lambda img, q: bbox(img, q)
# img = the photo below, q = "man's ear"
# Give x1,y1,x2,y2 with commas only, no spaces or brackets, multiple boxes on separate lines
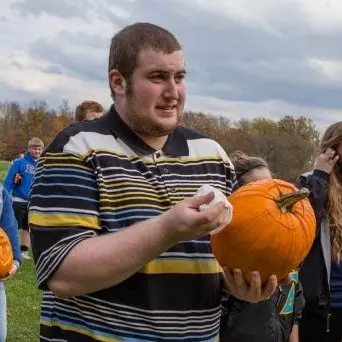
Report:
109,69,127,96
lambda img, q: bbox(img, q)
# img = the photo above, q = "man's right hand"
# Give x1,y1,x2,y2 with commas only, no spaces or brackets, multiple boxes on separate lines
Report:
160,192,229,242
314,147,339,174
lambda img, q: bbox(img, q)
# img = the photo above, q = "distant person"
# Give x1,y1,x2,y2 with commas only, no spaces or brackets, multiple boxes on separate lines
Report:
221,151,304,342
4,137,44,259
0,184,21,342
75,100,104,122
299,122,342,342
10,150,25,164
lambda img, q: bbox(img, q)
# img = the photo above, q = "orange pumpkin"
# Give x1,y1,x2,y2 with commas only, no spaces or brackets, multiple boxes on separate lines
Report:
0,227,13,278
211,179,316,284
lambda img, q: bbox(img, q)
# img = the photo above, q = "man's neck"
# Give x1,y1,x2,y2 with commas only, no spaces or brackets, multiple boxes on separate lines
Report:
135,133,168,151
114,103,169,151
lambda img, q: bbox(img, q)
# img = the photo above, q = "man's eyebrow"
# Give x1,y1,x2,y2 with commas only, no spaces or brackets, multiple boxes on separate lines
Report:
145,68,187,74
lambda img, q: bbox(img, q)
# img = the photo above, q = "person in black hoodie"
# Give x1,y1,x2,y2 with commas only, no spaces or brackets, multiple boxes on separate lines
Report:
299,122,342,342
220,151,304,342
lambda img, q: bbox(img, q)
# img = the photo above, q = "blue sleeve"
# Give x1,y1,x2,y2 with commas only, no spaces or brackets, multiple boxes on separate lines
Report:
1,187,21,263
3,161,19,194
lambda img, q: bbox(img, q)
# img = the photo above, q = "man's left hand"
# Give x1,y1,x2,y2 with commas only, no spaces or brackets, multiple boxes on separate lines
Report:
223,268,278,303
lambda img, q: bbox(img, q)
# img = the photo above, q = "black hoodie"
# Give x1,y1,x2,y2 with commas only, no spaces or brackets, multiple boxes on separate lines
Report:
220,271,304,342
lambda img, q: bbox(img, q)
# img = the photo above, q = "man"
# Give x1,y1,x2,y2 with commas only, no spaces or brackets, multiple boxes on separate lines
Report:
75,100,104,122
28,23,278,341
4,137,44,260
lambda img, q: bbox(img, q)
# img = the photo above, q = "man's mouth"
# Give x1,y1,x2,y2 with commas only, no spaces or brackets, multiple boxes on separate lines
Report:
156,105,177,111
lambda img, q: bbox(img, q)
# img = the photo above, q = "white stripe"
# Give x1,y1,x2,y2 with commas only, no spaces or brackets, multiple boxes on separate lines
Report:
50,301,220,333
36,232,96,284
29,206,99,216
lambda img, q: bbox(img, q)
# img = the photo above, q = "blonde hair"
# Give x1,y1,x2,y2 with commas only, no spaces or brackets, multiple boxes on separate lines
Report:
28,137,44,148
319,122,342,263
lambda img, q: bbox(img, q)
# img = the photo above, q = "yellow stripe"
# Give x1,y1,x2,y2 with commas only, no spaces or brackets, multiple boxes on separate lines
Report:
29,212,101,230
101,203,172,211
99,182,158,190
100,194,170,201
43,155,83,161
41,320,122,342
140,259,222,274
37,163,93,171
154,156,224,163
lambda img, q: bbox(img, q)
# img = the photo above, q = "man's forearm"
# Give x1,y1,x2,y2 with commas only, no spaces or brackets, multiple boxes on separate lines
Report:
48,215,176,298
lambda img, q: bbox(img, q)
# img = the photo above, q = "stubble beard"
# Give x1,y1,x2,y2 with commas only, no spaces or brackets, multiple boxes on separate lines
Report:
125,94,182,138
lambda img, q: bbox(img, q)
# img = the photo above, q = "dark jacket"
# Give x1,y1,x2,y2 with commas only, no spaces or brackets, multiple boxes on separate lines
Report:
220,271,304,342
298,169,331,309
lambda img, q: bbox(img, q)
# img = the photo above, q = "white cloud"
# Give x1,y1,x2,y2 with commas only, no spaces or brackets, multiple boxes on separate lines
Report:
1,0,342,129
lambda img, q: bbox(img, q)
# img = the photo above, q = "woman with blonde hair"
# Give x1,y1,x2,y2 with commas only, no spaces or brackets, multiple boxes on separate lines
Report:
299,121,342,341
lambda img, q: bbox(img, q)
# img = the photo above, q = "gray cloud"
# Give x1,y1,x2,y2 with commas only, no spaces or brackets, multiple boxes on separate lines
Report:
4,0,342,125
102,0,342,110
29,30,108,81
11,0,94,20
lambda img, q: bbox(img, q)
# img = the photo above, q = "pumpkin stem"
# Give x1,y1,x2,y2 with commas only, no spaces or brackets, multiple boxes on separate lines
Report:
276,187,310,213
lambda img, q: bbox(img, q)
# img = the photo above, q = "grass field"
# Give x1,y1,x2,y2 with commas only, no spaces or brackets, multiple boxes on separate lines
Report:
0,161,41,341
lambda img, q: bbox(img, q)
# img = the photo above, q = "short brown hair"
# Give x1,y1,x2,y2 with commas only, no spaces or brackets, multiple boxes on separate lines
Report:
75,101,104,122
108,22,182,98
230,151,269,185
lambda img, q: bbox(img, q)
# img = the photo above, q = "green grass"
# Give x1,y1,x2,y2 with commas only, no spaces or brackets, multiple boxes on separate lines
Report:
0,161,41,341
6,258,41,341
0,160,10,182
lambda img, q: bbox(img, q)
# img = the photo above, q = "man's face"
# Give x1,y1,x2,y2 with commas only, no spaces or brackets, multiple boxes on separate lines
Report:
29,145,43,159
122,48,186,138
85,111,103,121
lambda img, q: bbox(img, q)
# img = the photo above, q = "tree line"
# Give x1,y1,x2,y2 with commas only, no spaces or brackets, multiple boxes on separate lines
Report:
0,100,320,183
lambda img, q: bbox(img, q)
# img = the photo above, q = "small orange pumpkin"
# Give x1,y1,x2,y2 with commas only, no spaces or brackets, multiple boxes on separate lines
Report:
0,227,13,278
211,179,316,284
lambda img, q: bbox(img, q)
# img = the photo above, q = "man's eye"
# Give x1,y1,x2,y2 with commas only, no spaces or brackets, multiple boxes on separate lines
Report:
175,74,185,83
150,75,164,82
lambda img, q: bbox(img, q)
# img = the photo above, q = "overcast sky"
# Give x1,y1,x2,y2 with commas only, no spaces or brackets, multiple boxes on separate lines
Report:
1,0,342,129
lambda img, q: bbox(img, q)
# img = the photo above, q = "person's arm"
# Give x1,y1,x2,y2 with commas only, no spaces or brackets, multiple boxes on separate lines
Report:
1,187,20,262
289,278,304,342
3,161,19,195
29,144,230,298
300,149,339,221
0,186,21,280
30,139,277,301
289,324,299,342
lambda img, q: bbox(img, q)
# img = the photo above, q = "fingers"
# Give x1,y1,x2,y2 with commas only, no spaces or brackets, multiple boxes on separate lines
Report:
223,268,247,299
249,271,262,301
8,264,18,276
223,268,278,303
188,192,215,209
262,274,278,298
198,202,228,233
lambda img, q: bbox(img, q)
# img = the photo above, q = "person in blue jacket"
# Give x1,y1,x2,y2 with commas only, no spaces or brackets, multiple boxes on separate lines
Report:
0,184,21,342
4,137,44,259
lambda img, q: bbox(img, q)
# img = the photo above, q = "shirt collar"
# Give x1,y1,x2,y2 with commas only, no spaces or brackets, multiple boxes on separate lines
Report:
107,104,189,157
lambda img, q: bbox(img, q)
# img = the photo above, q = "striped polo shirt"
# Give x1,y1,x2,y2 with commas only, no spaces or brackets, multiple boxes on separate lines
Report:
28,105,238,342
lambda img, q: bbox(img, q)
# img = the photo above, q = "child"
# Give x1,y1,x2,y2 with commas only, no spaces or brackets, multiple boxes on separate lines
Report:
220,151,304,342
0,183,21,342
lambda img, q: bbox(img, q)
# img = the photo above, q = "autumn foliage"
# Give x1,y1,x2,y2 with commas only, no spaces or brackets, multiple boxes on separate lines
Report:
0,101,320,183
